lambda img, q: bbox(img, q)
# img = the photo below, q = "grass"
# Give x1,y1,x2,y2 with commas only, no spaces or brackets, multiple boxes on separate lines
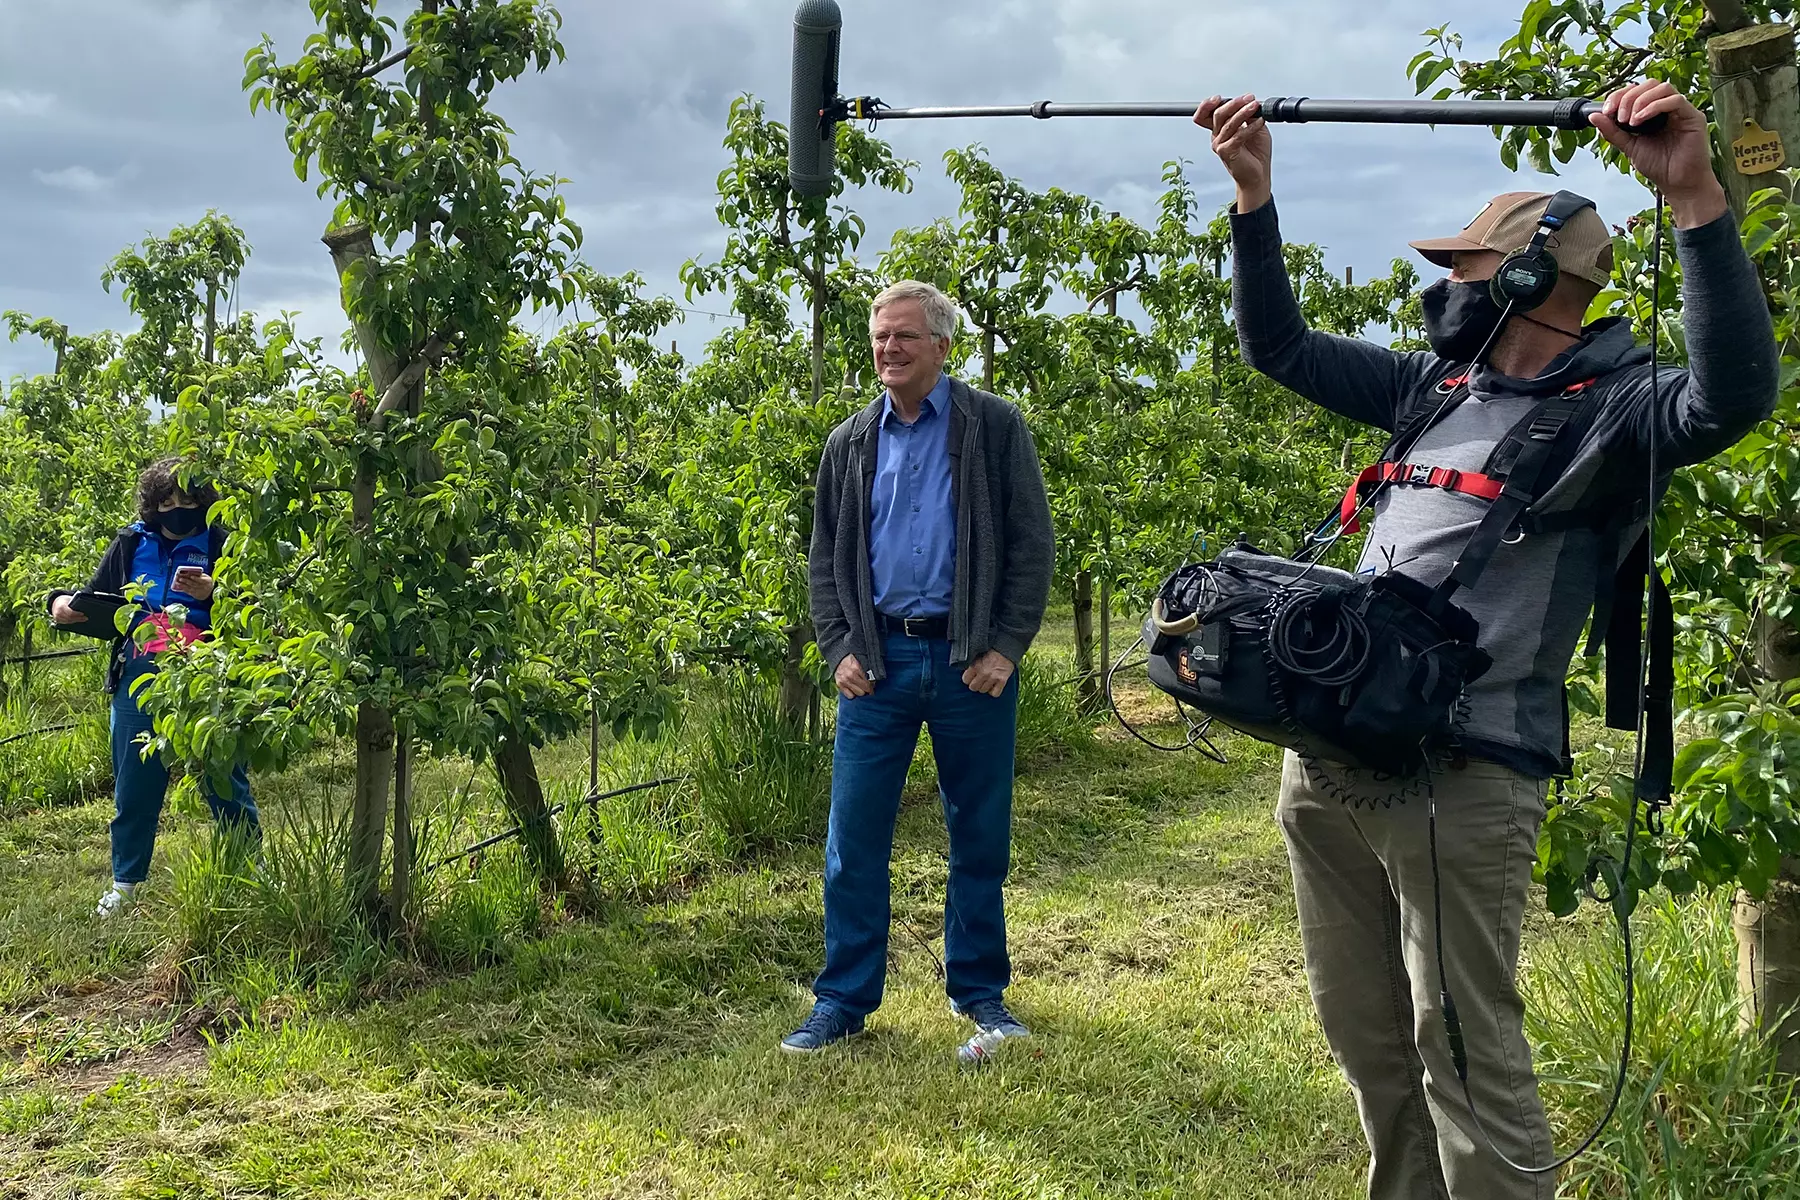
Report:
0,614,1793,1197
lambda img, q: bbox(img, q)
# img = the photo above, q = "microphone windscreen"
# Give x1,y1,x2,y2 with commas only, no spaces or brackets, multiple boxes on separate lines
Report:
789,0,842,198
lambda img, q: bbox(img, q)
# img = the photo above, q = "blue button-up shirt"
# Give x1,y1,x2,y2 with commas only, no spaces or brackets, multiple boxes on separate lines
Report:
869,374,956,618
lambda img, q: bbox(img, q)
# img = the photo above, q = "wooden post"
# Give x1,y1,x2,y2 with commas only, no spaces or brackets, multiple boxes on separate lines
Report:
390,726,412,923
204,277,218,366
983,226,999,393
1708,24,1800,220
1709,18,1800,1074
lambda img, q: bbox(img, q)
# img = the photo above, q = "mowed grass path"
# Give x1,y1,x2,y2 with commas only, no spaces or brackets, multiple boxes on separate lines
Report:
1,652,1367,1197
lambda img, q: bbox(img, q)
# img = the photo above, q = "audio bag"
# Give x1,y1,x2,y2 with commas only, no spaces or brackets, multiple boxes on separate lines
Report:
1144,544,1489,775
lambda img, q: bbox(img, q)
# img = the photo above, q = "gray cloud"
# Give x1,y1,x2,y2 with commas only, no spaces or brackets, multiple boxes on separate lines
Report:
0,0,1669,380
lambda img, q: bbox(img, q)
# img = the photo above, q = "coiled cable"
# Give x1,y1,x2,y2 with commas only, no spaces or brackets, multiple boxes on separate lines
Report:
1266,587,1370,686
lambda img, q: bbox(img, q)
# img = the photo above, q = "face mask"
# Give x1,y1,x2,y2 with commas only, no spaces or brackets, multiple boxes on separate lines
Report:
155,507,205,539
1419,278,1511,363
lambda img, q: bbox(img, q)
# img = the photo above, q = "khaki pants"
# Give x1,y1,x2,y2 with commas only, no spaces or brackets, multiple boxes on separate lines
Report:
1276,751,1555,1200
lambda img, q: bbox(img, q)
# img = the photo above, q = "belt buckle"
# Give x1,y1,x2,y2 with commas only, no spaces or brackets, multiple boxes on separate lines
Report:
903,616,927,637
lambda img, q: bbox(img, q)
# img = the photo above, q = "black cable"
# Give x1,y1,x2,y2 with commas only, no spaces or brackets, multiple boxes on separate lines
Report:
1105,634,1222,755
1427,759,1639,1175
1434,190,1665,1176
424,775,685,873
1266,589,1370,686
1,646,102,667
0,722,79,749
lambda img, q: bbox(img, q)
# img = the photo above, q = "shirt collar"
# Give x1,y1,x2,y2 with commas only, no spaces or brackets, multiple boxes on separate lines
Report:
882,373,952,427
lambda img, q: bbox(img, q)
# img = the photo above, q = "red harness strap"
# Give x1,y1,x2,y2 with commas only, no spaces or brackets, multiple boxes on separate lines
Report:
1335,374,1599,536
1337,462,1505,534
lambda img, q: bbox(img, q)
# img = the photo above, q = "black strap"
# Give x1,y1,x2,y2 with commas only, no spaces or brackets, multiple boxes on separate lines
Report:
1599,530,1674,800
1381,371,1472,464
1431,390,1588,610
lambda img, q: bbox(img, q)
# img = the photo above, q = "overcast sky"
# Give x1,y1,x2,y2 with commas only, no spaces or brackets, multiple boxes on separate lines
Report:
0,0,1664,381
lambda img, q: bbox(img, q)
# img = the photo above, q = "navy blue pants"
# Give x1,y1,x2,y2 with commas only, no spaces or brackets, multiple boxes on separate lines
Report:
813,633,1019,1019
109,659,259,885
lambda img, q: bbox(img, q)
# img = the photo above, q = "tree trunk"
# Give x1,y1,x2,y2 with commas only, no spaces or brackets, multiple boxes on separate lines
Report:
325,223,404,917
778,619,816,731
1735,865,1800,1074
1073,570,1098,711
1738,609,1800,1071
348,702,395,917
1709,21,1800,1075
493,736,570,890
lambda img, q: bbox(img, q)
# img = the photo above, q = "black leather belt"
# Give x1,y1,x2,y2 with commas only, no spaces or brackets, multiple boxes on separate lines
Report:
877,612,949,639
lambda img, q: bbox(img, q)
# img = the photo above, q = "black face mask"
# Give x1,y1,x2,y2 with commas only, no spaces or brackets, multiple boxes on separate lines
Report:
155,507,205,539
1419,278,1511,363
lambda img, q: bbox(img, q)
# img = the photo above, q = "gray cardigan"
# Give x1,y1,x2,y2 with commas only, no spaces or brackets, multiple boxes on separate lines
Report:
809,377,1055,681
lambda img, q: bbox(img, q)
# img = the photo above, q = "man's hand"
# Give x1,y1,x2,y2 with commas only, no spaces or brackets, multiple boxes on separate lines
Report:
50,595,86,625
961,651,1015,698
1194,93,1272,213
835,653,874,700
1590,81,1729,229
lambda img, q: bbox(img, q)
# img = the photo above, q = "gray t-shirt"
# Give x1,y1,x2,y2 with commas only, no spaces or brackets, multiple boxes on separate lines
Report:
1230,201,1777,777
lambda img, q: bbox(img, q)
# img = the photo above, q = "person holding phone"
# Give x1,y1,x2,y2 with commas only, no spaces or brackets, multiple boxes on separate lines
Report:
47,457,259,918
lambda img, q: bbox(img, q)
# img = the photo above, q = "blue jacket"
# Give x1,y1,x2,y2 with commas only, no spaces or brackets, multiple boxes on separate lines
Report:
46,522,227,691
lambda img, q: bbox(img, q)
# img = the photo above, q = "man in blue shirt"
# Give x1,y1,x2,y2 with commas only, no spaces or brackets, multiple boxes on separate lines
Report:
786,280,1056,1060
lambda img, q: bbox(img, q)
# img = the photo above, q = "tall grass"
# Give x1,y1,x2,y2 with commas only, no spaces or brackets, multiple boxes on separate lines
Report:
1014,648,1097,764
1527,893,1800,1198
160,797,383,1014
0,651,112,810
691,674,830,859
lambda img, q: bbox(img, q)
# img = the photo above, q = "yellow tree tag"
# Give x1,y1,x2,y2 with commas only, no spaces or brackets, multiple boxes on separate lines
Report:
1732,118,1787,176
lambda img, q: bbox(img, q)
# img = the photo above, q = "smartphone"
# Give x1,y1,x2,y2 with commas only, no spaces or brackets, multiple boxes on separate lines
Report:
172,565,204,594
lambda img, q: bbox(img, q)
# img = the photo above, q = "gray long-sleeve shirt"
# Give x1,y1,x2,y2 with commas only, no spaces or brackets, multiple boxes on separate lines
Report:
1231,200,1777,777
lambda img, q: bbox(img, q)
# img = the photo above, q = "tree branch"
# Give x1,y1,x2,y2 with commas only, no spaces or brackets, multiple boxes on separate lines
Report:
1712,504,1800,542
361,45,415,80
372,334,448,424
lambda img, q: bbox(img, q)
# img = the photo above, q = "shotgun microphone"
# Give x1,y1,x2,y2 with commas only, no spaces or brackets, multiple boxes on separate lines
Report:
789,0,842,198
787,1,1668,195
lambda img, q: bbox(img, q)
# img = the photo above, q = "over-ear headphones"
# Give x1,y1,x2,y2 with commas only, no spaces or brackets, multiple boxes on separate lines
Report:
1489,190,1596,312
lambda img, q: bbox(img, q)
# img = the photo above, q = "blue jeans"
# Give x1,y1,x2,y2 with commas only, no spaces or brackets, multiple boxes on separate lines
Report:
110,660,259,885
814,633,1019,1019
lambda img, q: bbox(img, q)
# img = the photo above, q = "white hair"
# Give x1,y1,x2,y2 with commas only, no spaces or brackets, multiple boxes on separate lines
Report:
870,280,959,343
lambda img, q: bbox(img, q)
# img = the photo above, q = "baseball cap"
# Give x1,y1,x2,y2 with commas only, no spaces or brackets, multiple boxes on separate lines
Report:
1409,191,1615,287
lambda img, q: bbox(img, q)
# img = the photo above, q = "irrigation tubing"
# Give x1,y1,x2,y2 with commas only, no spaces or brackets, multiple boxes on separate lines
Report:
2,646,101,667
0,722,79,749
424,775,686,874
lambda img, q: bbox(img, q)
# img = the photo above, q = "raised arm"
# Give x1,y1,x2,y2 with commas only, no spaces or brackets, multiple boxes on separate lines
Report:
1591,82,1779,463
1197,94,1434,432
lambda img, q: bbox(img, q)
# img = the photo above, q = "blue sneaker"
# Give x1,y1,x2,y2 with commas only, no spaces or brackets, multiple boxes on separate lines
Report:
951,998,1030,1065
951,997,1030,1038
780,1005,865,1053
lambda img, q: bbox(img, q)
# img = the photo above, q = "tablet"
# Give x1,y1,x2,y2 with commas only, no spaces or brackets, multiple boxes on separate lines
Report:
56,591,133,640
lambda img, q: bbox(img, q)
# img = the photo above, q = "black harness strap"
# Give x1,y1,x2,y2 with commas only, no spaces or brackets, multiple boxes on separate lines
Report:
1598,529,1675,799
1429,386,1591,612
